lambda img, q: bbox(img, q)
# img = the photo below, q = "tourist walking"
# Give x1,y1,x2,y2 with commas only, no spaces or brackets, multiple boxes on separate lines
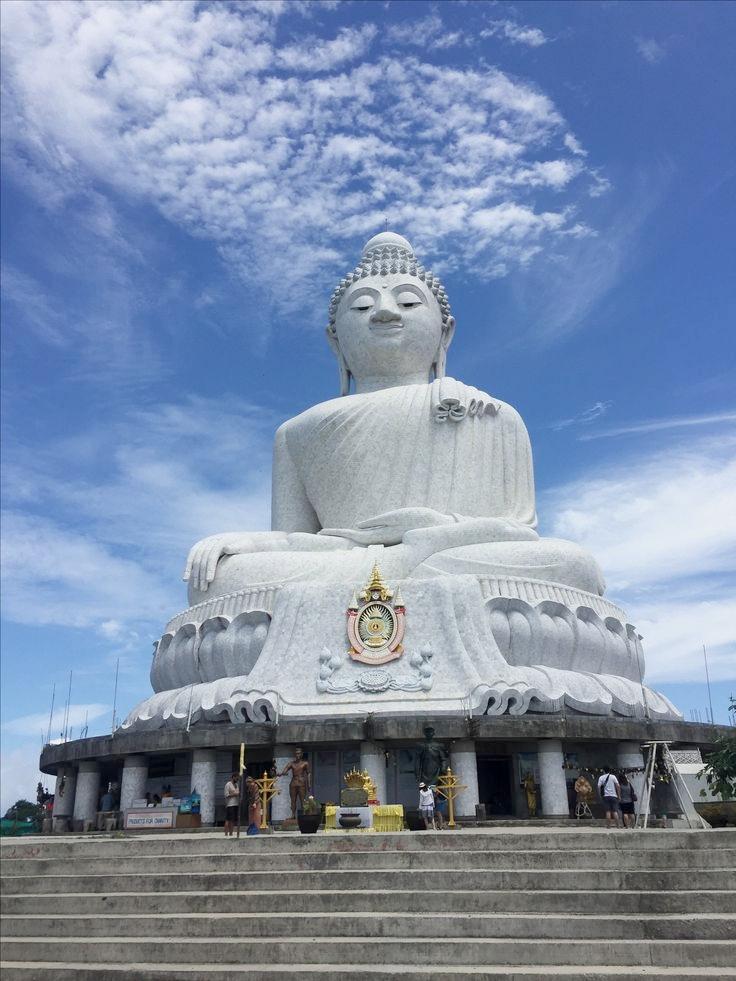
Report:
418,782,436,830
224,773,240,836
618,773,637,828
431,785,447,829
597,769,621,828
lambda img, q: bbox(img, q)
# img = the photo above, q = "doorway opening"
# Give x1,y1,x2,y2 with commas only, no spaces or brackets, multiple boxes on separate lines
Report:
476,755,514,816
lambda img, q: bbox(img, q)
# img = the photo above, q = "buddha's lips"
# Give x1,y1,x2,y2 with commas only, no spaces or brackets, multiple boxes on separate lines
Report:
370,322,403,334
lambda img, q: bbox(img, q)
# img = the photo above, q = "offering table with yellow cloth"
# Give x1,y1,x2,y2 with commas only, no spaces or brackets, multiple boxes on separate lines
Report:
324,804,404,832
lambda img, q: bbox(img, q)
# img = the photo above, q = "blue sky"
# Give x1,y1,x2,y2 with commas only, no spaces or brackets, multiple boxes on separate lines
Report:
1,0,734,811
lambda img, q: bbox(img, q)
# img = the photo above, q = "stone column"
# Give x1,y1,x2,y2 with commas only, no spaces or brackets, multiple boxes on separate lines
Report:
450,740,480,819
360,741,386,804
73,761,101,826
52,766,77,829
119,755,148,812
538,739,569,817
271,744,294,822
191,749,217,825
617,741,646,815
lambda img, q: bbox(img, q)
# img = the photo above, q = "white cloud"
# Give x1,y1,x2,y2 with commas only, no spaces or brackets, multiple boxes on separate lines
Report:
481,19,550,48
541,432,736,685
551,400,613,431
277,24,377,72
636,37,667,64
1,396,274,631
1,1,598,332
563,133,586,157
0,744,44,815
578,411,736,441
544,437,736,591
631,591,736,684
2,703,110,738
386,13,465,51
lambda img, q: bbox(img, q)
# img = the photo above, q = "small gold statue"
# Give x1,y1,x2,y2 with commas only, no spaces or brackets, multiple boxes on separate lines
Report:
522,772,538,817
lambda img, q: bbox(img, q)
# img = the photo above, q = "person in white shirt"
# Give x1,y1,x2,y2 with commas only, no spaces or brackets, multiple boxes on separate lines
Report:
224,773,240,837
597,770,621,829
418,782,436,830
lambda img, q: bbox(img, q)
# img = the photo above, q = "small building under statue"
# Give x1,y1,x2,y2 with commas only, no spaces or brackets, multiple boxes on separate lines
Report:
40,234,726,829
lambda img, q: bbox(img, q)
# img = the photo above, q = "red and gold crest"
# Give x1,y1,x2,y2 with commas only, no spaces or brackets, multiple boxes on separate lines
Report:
346,564,406,666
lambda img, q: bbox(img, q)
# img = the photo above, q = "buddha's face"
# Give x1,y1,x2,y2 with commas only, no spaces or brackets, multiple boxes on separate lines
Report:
334,274,450,384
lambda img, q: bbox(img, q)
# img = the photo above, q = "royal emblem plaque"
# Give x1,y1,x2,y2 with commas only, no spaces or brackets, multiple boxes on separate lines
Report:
346,564,405,665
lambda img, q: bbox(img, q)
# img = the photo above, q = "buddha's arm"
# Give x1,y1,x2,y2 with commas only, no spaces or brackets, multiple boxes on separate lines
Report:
271,424,320,534
184,426,352,592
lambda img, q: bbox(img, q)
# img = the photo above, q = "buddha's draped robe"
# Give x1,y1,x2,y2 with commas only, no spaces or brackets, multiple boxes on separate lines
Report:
284,377,536,531
198,378,603,600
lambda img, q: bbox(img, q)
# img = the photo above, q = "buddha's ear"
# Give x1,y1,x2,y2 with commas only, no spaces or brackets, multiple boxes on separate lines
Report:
325,325,352,396
442,315,456,351
433,316,455,380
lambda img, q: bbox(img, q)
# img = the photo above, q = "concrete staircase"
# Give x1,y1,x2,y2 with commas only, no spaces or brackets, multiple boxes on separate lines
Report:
2,827,735,979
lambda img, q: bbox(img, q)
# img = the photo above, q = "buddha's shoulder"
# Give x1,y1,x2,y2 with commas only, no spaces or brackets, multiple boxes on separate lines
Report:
277,388,407,438
436,377,526,426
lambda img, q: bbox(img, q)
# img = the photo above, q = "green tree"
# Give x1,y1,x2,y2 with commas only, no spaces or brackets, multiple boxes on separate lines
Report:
699,697,736,801
3,799,39,821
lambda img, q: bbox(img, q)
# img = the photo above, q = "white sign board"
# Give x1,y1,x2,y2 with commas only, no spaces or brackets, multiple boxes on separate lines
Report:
124,809,175,830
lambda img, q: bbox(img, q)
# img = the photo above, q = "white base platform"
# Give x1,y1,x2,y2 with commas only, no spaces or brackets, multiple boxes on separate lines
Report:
122,574,680,731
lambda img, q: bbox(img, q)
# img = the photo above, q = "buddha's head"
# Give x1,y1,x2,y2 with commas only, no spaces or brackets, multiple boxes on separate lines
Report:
326,232,455,395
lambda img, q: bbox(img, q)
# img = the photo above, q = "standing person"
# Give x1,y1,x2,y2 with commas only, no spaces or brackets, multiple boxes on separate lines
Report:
418,782,435,830
224,773,240,837
245,775,261,835
597,768,621,829
618,772,637,828
431,785,447,829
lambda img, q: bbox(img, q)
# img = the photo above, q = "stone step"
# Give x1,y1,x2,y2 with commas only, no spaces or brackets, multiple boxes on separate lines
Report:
5,888,734,916
4,867,734,894
5,846,733,875
3,828,733,859
1,937,733,968
1,962,735,981
3,911,734,941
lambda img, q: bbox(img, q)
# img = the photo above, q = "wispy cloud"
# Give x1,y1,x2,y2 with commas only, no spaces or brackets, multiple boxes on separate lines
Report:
2,703,109,738
636,37,667,65
481,19,550,49
578,411,736,441
541,431,736,685
2,1,599,335
1,396,275,631
278,24,377,71
552,400,613,431
386,12,465,50
543,435,736,591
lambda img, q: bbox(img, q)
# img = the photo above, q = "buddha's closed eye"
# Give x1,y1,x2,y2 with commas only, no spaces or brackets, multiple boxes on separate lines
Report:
351,298,374,311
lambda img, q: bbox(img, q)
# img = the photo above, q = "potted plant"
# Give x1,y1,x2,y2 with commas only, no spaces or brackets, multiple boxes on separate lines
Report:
297,796,322,834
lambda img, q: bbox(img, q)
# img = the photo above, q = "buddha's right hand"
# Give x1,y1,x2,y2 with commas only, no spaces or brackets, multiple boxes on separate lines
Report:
184,530,350,591
183,533,267,592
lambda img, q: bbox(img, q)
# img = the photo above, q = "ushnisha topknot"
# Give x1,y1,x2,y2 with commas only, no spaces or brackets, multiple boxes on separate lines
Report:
327,231,453,334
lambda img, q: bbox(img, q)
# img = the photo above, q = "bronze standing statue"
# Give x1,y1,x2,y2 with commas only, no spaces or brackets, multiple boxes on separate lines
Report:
279,747,311,818
415,726,449,786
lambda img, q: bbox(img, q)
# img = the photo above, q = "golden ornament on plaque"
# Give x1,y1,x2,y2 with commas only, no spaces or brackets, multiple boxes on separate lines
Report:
346,564,406,666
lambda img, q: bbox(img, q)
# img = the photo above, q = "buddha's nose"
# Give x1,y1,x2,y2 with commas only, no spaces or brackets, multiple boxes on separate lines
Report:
370,295,402,323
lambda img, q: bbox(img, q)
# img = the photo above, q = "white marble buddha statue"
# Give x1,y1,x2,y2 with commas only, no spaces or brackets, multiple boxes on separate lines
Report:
124,231,679,730
184,232,604,603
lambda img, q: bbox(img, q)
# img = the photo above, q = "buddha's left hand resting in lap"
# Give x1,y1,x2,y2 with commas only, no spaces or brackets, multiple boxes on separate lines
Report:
184,232,604,606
